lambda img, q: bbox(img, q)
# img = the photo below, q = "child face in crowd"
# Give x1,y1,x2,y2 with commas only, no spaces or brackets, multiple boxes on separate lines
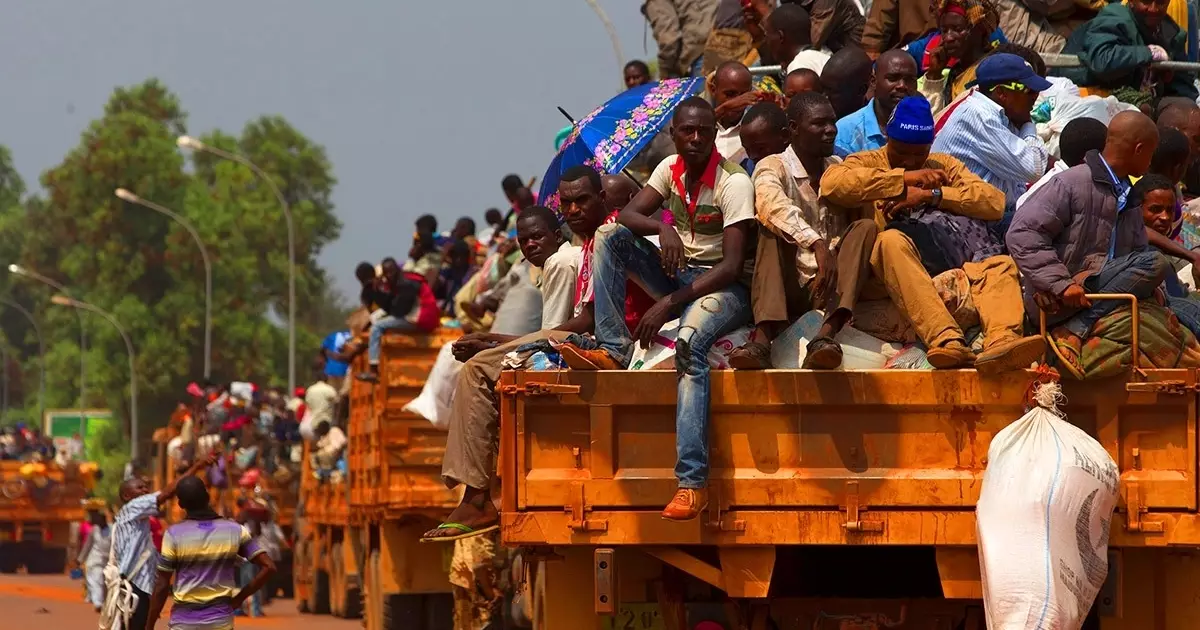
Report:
1142,188,1177,236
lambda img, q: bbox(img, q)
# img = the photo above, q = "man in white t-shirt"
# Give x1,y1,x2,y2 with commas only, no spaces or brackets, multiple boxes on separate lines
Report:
765,4,831,76
302,375,339,434
559,97,755,523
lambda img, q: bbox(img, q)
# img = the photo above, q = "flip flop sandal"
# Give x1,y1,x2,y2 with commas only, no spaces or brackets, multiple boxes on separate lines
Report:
419,521,500,543
802,337,843,370
1048,337,1085,380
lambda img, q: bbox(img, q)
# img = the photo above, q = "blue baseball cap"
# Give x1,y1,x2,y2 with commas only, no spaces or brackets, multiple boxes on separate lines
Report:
975,53,1052,92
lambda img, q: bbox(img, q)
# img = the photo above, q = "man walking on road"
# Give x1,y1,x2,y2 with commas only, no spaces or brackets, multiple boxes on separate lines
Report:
146,476,276,629
112,452,216,630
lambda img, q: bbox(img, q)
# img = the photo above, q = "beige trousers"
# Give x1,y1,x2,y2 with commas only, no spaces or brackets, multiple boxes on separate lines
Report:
441,329,571,490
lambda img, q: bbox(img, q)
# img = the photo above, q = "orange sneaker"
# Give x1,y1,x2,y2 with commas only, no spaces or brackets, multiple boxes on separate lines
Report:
559,344,622,370
661,488,708,521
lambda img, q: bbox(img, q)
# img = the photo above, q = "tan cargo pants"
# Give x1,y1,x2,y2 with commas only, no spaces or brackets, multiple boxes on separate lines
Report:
832,220,1025,350
441,329,571,490
643,0,720,78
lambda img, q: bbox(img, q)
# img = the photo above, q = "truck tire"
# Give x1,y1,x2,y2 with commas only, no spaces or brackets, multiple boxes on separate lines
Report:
26,546,67,575
313,570,331,615
293,539,309,613
0,545,18,574
382,594,424,630
424,593,452,629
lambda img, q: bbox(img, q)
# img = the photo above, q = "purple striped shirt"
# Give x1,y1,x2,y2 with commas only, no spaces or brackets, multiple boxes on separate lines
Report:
157,518,263,629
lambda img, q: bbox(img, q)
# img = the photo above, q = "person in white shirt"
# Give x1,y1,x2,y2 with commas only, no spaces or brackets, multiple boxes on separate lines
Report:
764,4,831,77
311,421,347,480
302,376,339,433
1016,116,1108,210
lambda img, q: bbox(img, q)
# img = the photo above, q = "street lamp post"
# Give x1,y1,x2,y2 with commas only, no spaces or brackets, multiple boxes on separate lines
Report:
176,135,296,393
0,298,45,426
50,295,137,459
7,265,86,412
115,188,213,380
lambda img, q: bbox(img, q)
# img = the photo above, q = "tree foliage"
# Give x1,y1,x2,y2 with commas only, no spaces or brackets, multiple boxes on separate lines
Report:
0,79,346,453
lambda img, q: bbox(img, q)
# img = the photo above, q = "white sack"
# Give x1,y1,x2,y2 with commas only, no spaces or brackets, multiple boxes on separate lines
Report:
977,382,1119,630
770,310,904,369
627,319,752,370
402,342,462,429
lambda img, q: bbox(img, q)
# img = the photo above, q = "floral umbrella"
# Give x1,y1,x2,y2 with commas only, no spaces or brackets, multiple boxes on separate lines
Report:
539,77,706,213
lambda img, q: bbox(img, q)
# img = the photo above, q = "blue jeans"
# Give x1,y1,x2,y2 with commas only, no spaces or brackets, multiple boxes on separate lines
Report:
239,562,263,616
1062,250,1170,338
591,224,750,488
1169,296,1200,337
368,316,418,364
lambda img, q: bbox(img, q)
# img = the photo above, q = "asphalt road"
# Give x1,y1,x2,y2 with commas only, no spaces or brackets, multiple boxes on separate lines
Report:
0,573,361,629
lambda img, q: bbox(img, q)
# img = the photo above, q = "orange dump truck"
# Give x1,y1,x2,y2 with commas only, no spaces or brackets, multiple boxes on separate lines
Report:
0,460,89,574
295,329,461,629
498,366,1200,628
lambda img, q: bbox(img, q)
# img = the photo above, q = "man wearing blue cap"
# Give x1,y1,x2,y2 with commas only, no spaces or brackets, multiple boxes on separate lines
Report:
820,95,1045,373
932,52,1052,206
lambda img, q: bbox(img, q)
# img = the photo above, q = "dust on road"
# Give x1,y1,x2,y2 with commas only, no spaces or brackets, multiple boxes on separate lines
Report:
0,573,360,629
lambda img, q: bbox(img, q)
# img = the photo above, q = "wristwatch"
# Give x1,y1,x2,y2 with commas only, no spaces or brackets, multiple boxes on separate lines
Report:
930,188,943,208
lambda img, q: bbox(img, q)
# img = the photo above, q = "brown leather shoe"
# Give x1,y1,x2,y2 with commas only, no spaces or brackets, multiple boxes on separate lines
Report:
925,341,975,369
975,335,1047,375
559,344,622,370
661,488,708,521
729,342,772,370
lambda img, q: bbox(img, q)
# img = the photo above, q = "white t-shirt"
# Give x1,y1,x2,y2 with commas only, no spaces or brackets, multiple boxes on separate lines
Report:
787,48,832,76
1015,160,1070,211
303,381,339,431
716,123,745,165
645,155,756,266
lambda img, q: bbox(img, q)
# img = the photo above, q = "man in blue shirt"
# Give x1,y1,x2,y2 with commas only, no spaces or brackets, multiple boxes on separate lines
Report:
320,330,352,391
834,49,917,158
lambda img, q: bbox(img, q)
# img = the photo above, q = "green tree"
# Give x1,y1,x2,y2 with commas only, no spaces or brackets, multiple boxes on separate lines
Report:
0,78,348,455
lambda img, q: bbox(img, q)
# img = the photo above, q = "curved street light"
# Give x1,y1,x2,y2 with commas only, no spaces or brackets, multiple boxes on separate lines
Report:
0,298,45,426
8,264,86,412
177,135,296,393
115,188,213,380
50,295,137,459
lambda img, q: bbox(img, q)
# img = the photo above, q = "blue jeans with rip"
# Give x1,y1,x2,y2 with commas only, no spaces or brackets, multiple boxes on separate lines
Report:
368,316,418,365
591,224,750,489
1062,249,1170,338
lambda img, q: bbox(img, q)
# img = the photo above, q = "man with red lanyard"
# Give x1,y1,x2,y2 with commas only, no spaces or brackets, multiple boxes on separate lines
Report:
559,96,756,522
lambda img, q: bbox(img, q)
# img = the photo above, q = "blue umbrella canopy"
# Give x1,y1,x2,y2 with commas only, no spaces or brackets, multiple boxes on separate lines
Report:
540,77,706,213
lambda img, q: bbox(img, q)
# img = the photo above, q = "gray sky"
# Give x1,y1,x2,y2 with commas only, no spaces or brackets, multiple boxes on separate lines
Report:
1,1,655,299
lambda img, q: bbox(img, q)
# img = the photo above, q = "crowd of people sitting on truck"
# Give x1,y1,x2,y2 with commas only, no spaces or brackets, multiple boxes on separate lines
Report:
0,424,59,461
317,0,1200,540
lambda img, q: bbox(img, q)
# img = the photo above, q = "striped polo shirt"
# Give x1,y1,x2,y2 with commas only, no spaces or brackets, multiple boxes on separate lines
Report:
157,518,264,630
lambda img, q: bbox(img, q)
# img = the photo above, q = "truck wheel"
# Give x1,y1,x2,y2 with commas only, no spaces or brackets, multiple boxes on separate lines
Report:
383,594,424,630
26,547,67,575
423,593,452,629
313,570,331,615
0,545,18,574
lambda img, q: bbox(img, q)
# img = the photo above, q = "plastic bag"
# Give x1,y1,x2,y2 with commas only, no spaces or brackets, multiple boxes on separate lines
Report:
771,310,905,369
977,382,1119,629
402,342,461,430
626,319,753,370
1037,95,1137,158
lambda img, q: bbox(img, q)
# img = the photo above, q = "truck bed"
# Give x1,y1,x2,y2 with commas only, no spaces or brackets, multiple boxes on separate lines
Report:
499,368,1200,548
